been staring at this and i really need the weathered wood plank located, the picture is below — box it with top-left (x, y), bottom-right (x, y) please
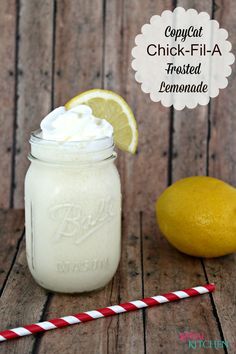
top-left (204, 255), bottom-right (236, 351)
top-left (14, 0), bottom-right (54, 208)
top-left (121, 1), bottom-right (171, 217)
top-left (37, 282), bottom-right (119, 354)
top-left (205, 0), bottom-right (236, 351)
top-left (103, 0), bottom-right (147, 352)
top-left (117, 0), bottom-right (184, 353)
top-left (142, 213), bottom-right (223, 353)
top-left (36, 1), bottom-right (135, 352)
top-left (0, 209), bottom-right (24, 292)
top-left (172, 0), bottom-right (212, 179)
top-left (37, 210), bottom-right (143, 354)
top-left (141, 1), bottom-right (223, 352)
top-left (0, 0), bottom-right (16, 207)
top-left (0, 237), bottom-right (48, 354)
top-left (105, 0), bottom-right (185, 351)
top-left (0, 1), bottom-right (234, 354)
top-left (114, 211), bottom-right (144, 353)
top-left (53, 0), bottom-right (105, 107)
top-left (172, 104), bottom-right (208, 178)
top-left (207, 0), bottom-right (236, 185)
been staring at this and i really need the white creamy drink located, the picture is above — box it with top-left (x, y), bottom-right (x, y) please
top-left (25, 105), bottom-right (121, 293)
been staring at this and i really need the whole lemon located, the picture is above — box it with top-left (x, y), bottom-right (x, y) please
top-left (156, 176), bottom-right (236, 257)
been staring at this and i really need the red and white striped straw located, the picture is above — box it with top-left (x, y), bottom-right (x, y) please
top-left (0, 283), bottom-right (215, 342)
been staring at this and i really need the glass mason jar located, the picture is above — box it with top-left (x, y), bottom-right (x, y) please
top-left (25, 131), bottom-right (121, 293)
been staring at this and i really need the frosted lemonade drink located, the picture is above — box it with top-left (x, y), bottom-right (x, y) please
top-left (25, 90), bottom-right (138, 293)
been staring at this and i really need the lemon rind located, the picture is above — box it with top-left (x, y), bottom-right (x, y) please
top-left (65, 89), bottom-right (138, 153)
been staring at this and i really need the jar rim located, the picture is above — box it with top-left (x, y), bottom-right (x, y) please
top-left (29, 129), bottom-right (115, 163)
top-left (30, 129), bottom-right (114, 146)
top-left (28, 151), bottom-right (117, 166)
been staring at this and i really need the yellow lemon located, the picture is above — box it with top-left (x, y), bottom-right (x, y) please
top-left (65, 89), bottom-right (138, 153)
top-left (156, 176), bottom-right (236, 257)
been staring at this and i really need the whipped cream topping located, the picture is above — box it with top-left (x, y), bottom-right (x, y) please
top-left (40, 105), bottom-right (113, 142)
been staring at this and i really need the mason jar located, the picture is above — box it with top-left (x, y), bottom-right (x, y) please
top-left (25, 130), bottom-right (121, 293)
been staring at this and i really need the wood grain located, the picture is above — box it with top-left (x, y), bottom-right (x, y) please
top-left (0, 209), bottom-right (24, 291)
top-left (103, 0), bottom-right (147, 352)
top-left (0, 0), bottom-right (235, 353)
top-left (0, 0), bottom-right (16, 207)
top-left (106, 0), bottom-right (173, 351)
top-left (204, 0), bottom-right (236, 351)
top-left (37, 211), bottom-right (144, 354)
top-left (14, 0), bottom-right (54, 208)
top-left (120, 0), bottom-right (172, 210)
top-left (114, 211), bottom-right (144, 353)
top-left (142, 213), bottom-right (223, 354)
top-left (0, 236), bottom-right (48, 354)
top-left (53, 0), bottom-right (105, 107)
top-left (172, 0), bottom-right (212, 180)
top-left (144, 1), bottom-right (223, 352)
top-left (113, 0), bottom-right (218, 352)
top-left (36, 1), bottom-right (124, 352)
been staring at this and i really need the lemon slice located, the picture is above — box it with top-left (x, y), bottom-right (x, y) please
top-left (65, 89), bottom-right (138, 153)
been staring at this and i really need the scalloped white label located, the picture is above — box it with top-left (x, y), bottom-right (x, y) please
top-left (131, 7), bottom-right (235, 110)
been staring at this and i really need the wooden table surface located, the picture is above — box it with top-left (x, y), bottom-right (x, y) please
top-left (0, 208), bottom-right (235, 354)
top-left (0, 0), bottom-right (236, 353)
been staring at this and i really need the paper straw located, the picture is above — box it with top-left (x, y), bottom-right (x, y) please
top-left (0, 283), bottom-right (215, 342)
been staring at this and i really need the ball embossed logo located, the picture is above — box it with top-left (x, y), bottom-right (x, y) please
top-left (49, 197), bottom-right (115, 245)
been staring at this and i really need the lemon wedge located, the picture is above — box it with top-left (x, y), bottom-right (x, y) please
top-left (65, 89), bottom-right (138, 153)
